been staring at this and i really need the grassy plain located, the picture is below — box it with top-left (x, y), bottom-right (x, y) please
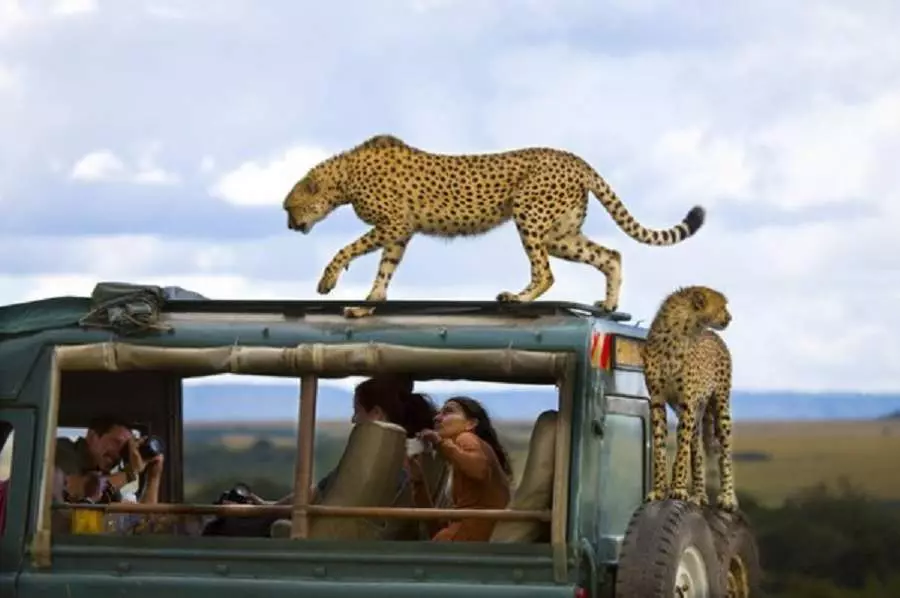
top-left (726, 418), bottom-right (900, 506)
top-left (183, 417), bottom-right (900, 508)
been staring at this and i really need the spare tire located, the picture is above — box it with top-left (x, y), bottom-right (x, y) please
top-left (704, 509), bottom-right (763, 598)
top-left (615, 499), bottom-right (727, 598)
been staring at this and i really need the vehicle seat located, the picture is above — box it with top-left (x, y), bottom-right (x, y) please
top-left (490, 409), bottom-right (557, 543)
top-left (382, 449), bottom-right (450, 541)
top-left (273, 419), bottom-right (408, 540)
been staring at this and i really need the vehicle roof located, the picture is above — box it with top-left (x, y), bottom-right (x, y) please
top-left (0, 286), bottom-right (640, 338)
top-left (0, 286), bottom-right (648, 395)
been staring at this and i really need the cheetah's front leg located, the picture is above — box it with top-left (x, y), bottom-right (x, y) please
top-left (497, 222), bottom-right (554, 303)
top-left (343, 236), bottom-right (411, 319)
top-left (689, 407), bottom-right (711, 507)
top-left (317, 228), bottom-right (386, 296)
top-left (712, 394), bottom-right (739, 513)
top-left (645, 380), bottom-right (670, 502)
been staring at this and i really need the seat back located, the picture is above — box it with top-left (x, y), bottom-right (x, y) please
top-left (306, 419), bottom-right (407, 540)
top-left (490, 409), bottom-right (557, 543)
top-left (382, 449), bottom-right (450, 541)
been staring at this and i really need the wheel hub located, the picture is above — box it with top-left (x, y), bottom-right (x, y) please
top-left (674, 545), bottom-right (710, 598)
top-left (725, 554), bottom-right (750, 598)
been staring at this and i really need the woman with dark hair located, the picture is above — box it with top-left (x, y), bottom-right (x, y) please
top-left (411, 396), bottom-right (512, 542)
top-left (312, 375), bottom-right (438, 499)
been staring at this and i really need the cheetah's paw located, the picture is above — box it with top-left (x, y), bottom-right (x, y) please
top-left (645, 489), bottom-right (668, 503)
top-left (668, 487), bottom-right (691, 502)
top-left (592, 298), bottom-right (618, 313)
top-left (716, 492), bottom-right (739, 513)
top-left (317, 268), bottom-right (339, 295)
top-left (496, 291), bottom-right (522, 303)
top-left (688, 492), bottom-right (709, 507)
top-left (343, 306), bottom-right (375, 318)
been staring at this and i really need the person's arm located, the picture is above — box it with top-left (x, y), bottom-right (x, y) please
top-left (138, 455), bottom-right (164, 504)
top-left (435, 432), bottom-right (489, 481)
top-left (409, 457), bottom-right (434, 508)
top-left (54, 438), bottom-right (95, 501)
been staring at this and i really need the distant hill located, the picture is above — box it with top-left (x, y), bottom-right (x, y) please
top-left (181, 382), bottom-right (900, 423)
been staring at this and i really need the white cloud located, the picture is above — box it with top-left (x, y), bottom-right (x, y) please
top-left (0, 0), bottom-right (29, 38)
top-left (0, 64), bottom-right (20, 93)
top-left (144, 4), bottom-right (187, 20)
top-left (0, 0), bottom-right (98, 38)
top-left (210, 144), bottom-right (332, 207)
top-left (70, 150), bottom-right (126, 181)
top-left (69, 147), bottom-right (180, 185)
top-left (198, 155), bottom-right (216, 175)
top-left (50, 0), bottom-right (98, 17)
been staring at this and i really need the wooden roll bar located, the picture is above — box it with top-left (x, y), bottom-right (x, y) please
top-left (290, 374), bottom-right (318, 539)
top-left (52, 502), bottom-right (552, 522)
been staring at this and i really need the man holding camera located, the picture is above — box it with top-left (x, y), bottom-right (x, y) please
top-left (55, 415), bottom-right (164, 504)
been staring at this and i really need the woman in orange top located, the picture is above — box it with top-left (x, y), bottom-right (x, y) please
top-left (412, 396), bottom-right (512, 542)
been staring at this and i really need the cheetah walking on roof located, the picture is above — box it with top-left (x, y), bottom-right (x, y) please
top-left (282, 134), bottom-right (706, 317)
top-left (641, 285), bottom-right (739, 513)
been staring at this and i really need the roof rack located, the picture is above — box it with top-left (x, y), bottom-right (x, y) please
top-left (165, 299), bottom-right (633, 322)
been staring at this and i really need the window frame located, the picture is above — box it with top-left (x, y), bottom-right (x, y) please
top-left (595, 394), bottom-right (649, 563)
top-left (34, 341), bottom-right (578, 583)
top-left (0, 408), bottom-right (37, 577)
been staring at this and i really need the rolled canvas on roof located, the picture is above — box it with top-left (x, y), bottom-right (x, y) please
top-left (52, 341), bottom-right (571, 384)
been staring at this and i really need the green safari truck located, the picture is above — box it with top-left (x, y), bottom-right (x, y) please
top-left (0, 283), bottom-right (761, 598)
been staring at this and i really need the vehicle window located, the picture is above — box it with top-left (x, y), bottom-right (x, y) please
top-left (181, 374), bottom-right (300, 504)
top-left (598, 411), bottom-right (644, 538)
top-left (48, 364), bottom-right (563, 544)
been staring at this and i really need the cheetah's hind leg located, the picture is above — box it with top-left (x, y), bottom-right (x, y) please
top-left (689, 406), bottom-right (714, 507)
top-left (712, 392), bottom-right (739, 513)
top-left (545, 233), bottom-right (622, 312)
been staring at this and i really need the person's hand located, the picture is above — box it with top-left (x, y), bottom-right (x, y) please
top-left (144, 453), bottom-right (164, 479)
top-left (418, 429), bottom-right (440, 446)
top-left (124, 436), bottom-right (149, 477)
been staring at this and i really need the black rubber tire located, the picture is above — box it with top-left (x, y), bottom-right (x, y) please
top-left (614, 499), bottom-right (727, 598)
top-left (704, 509), bottom-right (764, 598)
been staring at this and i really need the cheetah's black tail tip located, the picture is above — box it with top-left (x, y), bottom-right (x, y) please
top-left (683, 205), bottom-right (706, 236)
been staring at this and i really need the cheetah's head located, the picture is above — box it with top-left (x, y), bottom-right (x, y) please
top-left (283, 173), bottom-right (338, 234)
top-left (688, 286), bottom-right (732, 331)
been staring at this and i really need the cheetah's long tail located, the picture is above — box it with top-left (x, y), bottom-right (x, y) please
top-left (588, 172), bottom-right (705, 246)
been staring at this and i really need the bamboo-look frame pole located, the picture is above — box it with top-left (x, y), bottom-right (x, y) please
top-left (52, 502), bottom-right (552, 522)
top-left (31, 349), bottom-right (63, 568)
top-left (550, 360), bottom-right (575, 583)
top-left (290, 375), bottom-right (318, 539)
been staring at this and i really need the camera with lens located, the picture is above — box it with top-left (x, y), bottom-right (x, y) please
top-left (214, 482), bottom-right (254, 505)
top-left (120, 433), bottom-right (165, 463)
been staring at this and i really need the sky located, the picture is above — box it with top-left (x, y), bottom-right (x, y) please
top-left (1, 0), bottom-right (899, 396)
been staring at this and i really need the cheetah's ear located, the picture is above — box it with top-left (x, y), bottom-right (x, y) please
top-left (303, 177), bottom-right (318, 194)
top-left (690, 289), bottom-right (707, 311)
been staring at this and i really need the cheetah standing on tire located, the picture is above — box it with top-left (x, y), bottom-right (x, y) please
top-left (282, 134), bottom-right (707, 318)
top-left (641, 285), bottom-right (739, 513)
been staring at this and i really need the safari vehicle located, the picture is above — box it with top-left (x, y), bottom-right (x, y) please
top-left (0, 283), bottom-right (761, 598)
